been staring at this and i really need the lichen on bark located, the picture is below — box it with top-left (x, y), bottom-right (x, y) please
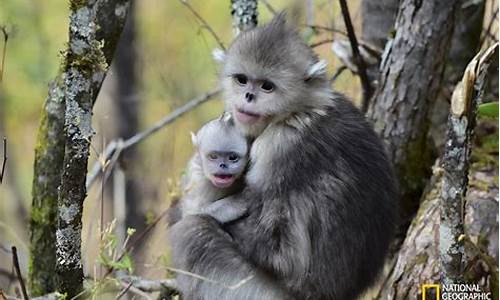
top-left (29, 78), bottom-right (66, 296)
top-left (29, 0), bottom-right (130, 297)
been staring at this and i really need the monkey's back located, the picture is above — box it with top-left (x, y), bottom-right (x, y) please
top-left (227, 94), bottom-right (398, 300)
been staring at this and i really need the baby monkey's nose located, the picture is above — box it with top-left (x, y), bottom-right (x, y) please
top-left (220, 163), bottom-right (228, 169)
top-left (245, 92), bottom-right (255, 102)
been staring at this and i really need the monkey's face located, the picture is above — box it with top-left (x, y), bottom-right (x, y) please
top-left (200, 150), bottom-right (247, 188)
top-left (219, 15), bottom-right (328, 137)
top-left (194, 119), bottom-right (249, 188)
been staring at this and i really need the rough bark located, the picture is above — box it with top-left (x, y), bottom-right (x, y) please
top-left (440, 44), bottom-right (498, 285)
top-left (376, 44), bottom-right (499, 299)
top-left (55, 0), bottom-right (130, 297)
top-left (367, 0), bottom-right (460, 219)
top-left (231, 0), bottom-right (258, 34)
top-left (29, 79), bottom-right (66, 296)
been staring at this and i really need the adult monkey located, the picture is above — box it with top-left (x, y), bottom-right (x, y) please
top-left (168, 13), bottom-right (397, 300)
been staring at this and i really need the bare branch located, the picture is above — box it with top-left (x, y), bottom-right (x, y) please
top-left (11, 247), bottom-right (28, 300)
top-left (304, 24), bottom-right (347, 36)
top-left (330, 65), bottom-right (347, 82)
top-left (0, 137), bottom-right (6, 184)
top-left (0, 25), bottom-right (8, 82)
top-left (118, 275), bottom-right (178, 293)
top-left (310, 39), bottom-right (334, 48)
top-left (179, 0), bottom-right (226, 50)
top-left (338, 0), bottom-right (373, 112)
top-left (480, 5), bottom-right (499, 48)
top-left (86, 88), bottom-right (220, 189)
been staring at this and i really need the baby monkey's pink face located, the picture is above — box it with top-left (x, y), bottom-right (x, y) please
top-left (202, 150), bottom-right (247, 188)
top-left (193, 118), bottom-right (249, 189)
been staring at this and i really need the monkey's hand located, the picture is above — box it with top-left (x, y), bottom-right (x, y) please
top-left (200, 197), bottom-right (247, 224)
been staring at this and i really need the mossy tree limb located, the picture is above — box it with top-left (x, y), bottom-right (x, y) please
top-left (440, 44), bottom-right (498, 285)
top-left (29, 0), bottom-right (130, 297)
top-left (29, 79), bottom-right (66, 296)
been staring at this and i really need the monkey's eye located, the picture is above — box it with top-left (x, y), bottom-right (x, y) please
top-left (233, 74), bottom-right (248, 86)
top-left (228, 153), bottom-right (240, 162)
top-left (207, 153), bottom-right (218, 160)
top-left (260, 80), bottom-right (275, 93)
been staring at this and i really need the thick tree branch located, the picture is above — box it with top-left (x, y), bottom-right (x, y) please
top-left (440, 43), bottom-right (498, 284)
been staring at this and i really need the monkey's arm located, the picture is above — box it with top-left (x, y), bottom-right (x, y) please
top-left (168, 215), bottom-right (291, 300)
top-left (199, 197), bottom-right (247, 223)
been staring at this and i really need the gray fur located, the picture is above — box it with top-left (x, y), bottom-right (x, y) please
top-left (180, 117), bottom-right (249, 224)
top-left (169, 12), bottom-right (397, 300)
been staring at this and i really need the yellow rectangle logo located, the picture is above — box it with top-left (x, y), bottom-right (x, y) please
top-left (422, 284), bottom-right (440, 300)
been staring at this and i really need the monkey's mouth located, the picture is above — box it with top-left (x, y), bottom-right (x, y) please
top-left (235, 108), bottom-right (261, 124)
top-left (211, 174), bottom-right (236, 188)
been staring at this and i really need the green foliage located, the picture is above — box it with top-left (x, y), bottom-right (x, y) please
top-left (478, 102), bottom-right (499, 119)
top-left (97, 220), bottom-right (135, 274)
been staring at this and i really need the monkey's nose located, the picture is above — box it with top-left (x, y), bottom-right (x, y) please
top-left (245, 92), bottom-right (255, 102)
top-left (219, 163), bottom-right (228, 169)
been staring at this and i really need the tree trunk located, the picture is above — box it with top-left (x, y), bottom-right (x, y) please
top-left (112, 2), bottom-right (144, 235)
top-left (367, 0), bottom-right (460, 220)
top-left (56, 0), bottom-right (131, 296)
top-left (29, 78), bottom-right (66, 296)
top-left (231, 0), bottom-right (258, 34)
top-left (376, 44), bottom-right (499, 299)
top-left (27, 0), bottom-right (130, 297)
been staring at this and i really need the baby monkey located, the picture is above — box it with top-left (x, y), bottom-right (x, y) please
top-left (179, 114), bottom-right (249, 224)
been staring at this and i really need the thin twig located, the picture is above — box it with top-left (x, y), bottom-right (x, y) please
top-left (86, 88), bottom-right (220, 189)
top-left (0, 137), bottom-right (6, 184)
top-left (0, 26), bottom-right (8, 82)
top-left (118, 275), bottom-right (177, 293)
top-left (115, 281), bottom-right (133, 300)
top-left (11, 247), bottom-right (28, 300)
top-left (480, 6), bottom-right (499, 49)
top-left (310, 39), bottom-right (334, 48)
top-left (305, 24), bottom-right (347, 36)
top-left (331, 65), bottom-right (347, 82)
top-left (118, 281), bottom-right (153, 300)
top-left (179, 0), bottom-right (226, 50)
top-left (104, 207), bottom-right (171, 278)
top-left (338, 0), bottom-right (373, 113)
top-left (260, 0), bottom-right (277, 15)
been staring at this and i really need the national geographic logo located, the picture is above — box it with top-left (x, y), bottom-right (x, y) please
top-left (421, 284), bottom-right (492, 300)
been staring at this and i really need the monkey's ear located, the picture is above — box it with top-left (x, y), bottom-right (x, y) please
top-left (212, 48), bottom-right (226, 63)
top-left (190, 132), bottom-right (198, 147)
top-left (305, 60), bottom-right (328, 81)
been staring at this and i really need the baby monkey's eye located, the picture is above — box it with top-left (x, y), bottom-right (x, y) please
top-left (208, 153), bottom-right (218, 160)
top-left (260, 80), bottom-right (275, 93)
top-left (228, 153), bottom-right (240, 162)
top-left (233, 74), bottom-right (248, 86)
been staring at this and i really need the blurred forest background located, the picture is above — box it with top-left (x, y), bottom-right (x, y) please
top-left (0, 0), bottom-right (364, 278)
top-left (0, 0), bottom-right (498, 299)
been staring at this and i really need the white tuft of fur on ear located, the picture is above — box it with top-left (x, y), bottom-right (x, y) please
top-left (190, 132), bottom-right (198, 147)
top-left (212, 48), bottom-right (226, 63)
top-left (306, 60), bottom-right (328, 79)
